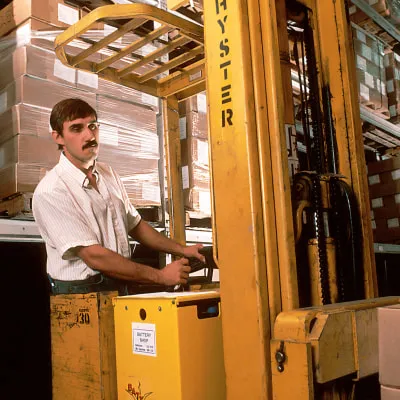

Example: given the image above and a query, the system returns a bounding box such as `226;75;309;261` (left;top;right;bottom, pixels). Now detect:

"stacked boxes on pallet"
179;92;211;218
368;157;400;243
352;24;389;119
349;0;399;45
384;51;400;119
0;0;162;216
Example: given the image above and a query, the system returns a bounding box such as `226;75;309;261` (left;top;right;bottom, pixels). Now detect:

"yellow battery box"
113;290;226;400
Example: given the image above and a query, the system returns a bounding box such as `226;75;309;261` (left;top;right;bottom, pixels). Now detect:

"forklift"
53;0;400;398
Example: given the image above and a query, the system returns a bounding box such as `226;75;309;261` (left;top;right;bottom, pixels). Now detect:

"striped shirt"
32;152;141;280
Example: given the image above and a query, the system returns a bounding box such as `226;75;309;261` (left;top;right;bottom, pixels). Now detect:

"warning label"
132;323;156;357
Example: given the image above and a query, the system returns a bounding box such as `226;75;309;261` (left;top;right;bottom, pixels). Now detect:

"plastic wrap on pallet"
99;123;160;160
122;171;161;207
0;30;160;110
0;104;51;144
0;74;97;114
96;95;157;134
0;134;58;171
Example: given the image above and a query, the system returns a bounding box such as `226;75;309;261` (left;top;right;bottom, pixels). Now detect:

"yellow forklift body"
112;290;225;400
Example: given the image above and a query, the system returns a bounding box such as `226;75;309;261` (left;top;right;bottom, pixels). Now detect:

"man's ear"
52;130;64;147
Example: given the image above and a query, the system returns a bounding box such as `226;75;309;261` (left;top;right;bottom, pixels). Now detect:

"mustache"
82;140;98;150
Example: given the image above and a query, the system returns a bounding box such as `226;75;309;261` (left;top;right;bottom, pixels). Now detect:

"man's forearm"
76;244;163;283
129;220;185;256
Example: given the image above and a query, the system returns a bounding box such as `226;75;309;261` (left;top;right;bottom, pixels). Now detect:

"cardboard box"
125;175;161;207
0;45;78;92
368;157;400;175
180;92;207;114
96;95;157;133
381;385;400;400
371;194;400;219
0;0;103;37
0;104;51;145
378;305;400;387
0;134;58;170
0;162;48;198
0;74;96;114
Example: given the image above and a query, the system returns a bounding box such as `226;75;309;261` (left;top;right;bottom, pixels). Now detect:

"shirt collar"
58;152;99;188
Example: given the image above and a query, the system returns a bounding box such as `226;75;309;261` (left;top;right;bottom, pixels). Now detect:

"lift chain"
312;174;331;305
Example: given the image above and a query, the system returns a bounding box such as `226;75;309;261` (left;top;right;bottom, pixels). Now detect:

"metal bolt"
158;306;162;312
275;351;286;364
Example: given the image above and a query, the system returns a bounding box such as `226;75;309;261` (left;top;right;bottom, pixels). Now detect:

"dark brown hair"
50;98;97;150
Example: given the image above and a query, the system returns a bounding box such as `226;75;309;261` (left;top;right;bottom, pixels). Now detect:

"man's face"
53;115;100;170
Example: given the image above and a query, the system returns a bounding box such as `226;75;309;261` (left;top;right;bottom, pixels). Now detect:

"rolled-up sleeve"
33;190;100;260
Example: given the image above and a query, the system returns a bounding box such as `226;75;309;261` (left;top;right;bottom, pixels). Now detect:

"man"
33;98;205;294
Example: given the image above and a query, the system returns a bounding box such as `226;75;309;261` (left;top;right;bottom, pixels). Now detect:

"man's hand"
159;258;191;285
182;243;206;263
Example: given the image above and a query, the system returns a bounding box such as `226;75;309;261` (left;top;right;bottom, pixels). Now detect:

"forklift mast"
53;0;400;398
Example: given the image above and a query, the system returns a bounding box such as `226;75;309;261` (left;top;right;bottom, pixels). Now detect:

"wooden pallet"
361;100;391;120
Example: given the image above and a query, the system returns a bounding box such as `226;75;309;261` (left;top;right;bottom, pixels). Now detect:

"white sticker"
197;93;207;113
142;185;161;203
141;92;158;108
368;174;380;185
377;79;386;96
179;117;187;140
349;5;357;15
392;169;400;180
199;190;211;214
77;70;99;88
197;140;209;165
387;79;394;93
182;165;190;189
371;220;376;229
356;30;366;44
390;105;397;117
361;44;372;61
359;83;369;101
365;71;374;89
16;23;31;47
54;59;76;83
395;193;400;204
189;71;202;82
132;322;156;357
99;125;118;146
58;3;79;25
356;55;367;71
395;68;400;81
388;218;399;228
371;197;383;208
0;91;7;113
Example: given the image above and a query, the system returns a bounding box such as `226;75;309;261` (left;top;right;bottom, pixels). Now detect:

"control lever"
186;246;217;285
127;246;217;294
